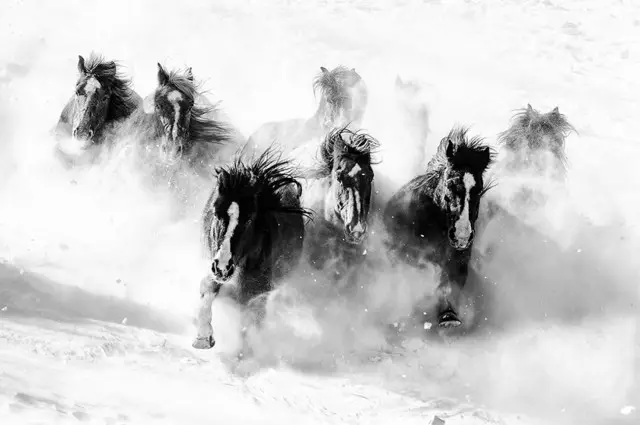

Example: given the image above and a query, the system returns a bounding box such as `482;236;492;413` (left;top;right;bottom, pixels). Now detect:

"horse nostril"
87;129;94;139
346;223;353;233
448;228;456;241
212;259;220;274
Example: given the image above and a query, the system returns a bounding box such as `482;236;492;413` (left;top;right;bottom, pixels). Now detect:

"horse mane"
497;104;576;168
310;127;380;178
78;53;139;121
160;66;232;146
215;148;312;218
313;66;367;108
411;126;497;196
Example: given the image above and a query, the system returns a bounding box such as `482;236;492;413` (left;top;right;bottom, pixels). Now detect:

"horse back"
270;184;306;281
246;118;308;157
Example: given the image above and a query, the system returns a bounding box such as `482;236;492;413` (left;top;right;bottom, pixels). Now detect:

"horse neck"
310;98;336;131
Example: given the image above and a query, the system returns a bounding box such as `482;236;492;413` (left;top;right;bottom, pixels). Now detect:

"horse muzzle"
448;228;474;251
344;222;367;245
72;127;94;143
211;258;235;282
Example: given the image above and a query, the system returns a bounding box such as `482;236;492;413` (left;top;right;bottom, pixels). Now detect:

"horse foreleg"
192;275;221;349
238;291;271;360
435;256;470;329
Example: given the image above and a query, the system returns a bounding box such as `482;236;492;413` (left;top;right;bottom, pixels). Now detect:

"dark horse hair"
411;126;496;197
77;53;140;122
203;148;312;257
155;64;232;148
497;104;576;173
309;126;380;179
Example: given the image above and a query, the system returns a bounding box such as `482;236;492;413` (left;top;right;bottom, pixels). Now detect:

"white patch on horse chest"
167;90;183;140
214;202;239;269
454;173;476;239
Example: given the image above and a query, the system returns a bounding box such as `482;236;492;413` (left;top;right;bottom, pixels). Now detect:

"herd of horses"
51;53;577;354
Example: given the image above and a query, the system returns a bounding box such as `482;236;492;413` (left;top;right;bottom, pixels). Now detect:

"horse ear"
445;139;455;160
143;94;155;113
157;63;169;86
479;146;492;167
552;106;560;115
77;55;86;74
320;66;329;73
526;103;534;114
186;67;194;81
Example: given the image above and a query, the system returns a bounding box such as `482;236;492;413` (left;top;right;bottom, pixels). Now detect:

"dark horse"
383;127;495;329
246;66;368;157
297;127;378;281
53;53;143;166
193;148;310;350
132;63;244;177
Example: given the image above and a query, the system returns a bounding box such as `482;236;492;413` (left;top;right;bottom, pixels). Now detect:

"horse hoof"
192;335;215;349
438;311;462;328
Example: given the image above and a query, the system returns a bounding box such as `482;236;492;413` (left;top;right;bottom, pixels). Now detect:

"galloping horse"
193;148;310;350
246;66;368;156
53;53;143;166
474;104;577;264
490;104;576;210
296;127;378;282
132;63;244;177
497;104;575;181
383;127;494;329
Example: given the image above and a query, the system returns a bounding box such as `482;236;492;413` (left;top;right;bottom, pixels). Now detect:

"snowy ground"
1;0;639;424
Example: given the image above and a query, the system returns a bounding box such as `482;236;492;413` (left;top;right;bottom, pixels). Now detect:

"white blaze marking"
85;77;100;94
167;90;183;141
454;173;476;243
348;163;362;177
214;202;239;271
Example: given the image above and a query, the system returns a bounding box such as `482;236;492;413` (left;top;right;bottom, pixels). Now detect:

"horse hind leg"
192;275;221;349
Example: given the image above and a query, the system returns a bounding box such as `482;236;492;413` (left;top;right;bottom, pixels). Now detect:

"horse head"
144;64;198;162
498;104;576;180
437;128;494;250
314;66;368;130
71;55;116;143
205;149;307;282
321;128;377;245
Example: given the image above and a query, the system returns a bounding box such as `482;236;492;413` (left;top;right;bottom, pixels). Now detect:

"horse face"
210;200;242;283
154;87;194;161
443;169;482;251
331;157;374;244
72;76;110;143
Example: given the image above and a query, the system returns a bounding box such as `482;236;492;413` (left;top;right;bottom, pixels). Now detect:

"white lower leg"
193;275;218;349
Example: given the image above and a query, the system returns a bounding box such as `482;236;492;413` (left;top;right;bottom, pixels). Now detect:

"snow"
1;0;639;424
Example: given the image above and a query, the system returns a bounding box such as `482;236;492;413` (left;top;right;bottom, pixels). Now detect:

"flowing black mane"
77;53;139;121
159;66;232;146
498;104;576;170
309;127;379;179
313;66;367;109
215;148;312;218
411;126;496;196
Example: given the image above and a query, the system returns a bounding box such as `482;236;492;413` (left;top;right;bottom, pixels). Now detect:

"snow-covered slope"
1;0;638;423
